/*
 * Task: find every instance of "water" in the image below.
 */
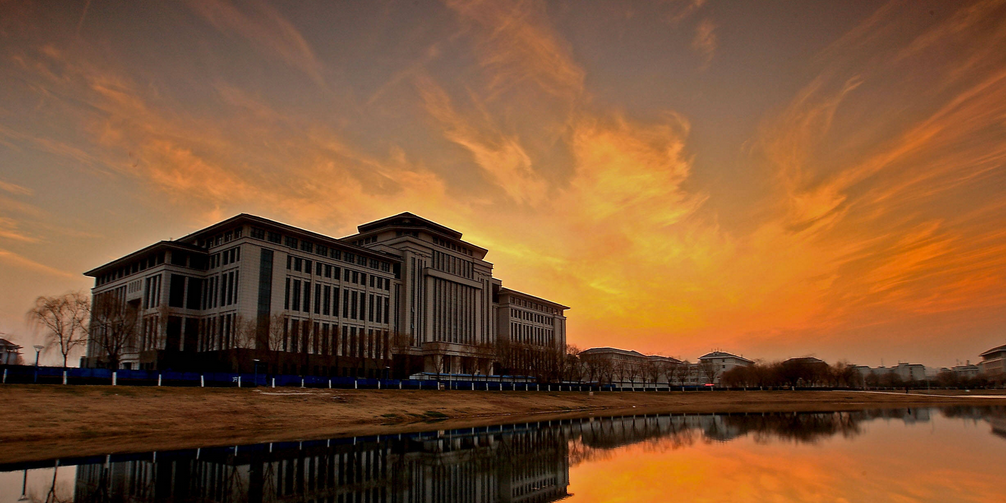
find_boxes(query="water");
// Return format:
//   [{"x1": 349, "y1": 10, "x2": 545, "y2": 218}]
[{"x1": 2, "y1": 407, "x2": 1004, "y2": 502}]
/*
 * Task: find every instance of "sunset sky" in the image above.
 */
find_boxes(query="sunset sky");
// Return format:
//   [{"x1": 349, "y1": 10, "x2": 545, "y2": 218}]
[{"x1": 1, "y1": 0, "x2": 1005, "y2": 367}]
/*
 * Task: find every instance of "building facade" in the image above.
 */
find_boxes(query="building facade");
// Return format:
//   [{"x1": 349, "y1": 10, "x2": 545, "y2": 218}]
[
  {"x1": 979, "y1": 344, "x2": 1006, "y2": 381},
  {"x1": 0, "y1": 338, "x2": 22, "y2": 365},
  {"x1": 83, "y1": 213, "x2": 567, "y2": 378},
  {"x1": 696, "y1": 351, "x2": 753, "y2": 385}
]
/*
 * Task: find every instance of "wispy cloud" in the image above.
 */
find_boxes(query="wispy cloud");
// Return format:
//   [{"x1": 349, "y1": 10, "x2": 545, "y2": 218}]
[
  {"x1": 0, "y1": 247, "x2": 74, "y2": 279},
  {"x1": 0, "y1": 179, "x2": 32, "y2": 196},
  {"x1": 692, "y1": 18, "x2": 717, "y2": 68},
  {"x1": 186, "y1": 0, "x2": 326, "y2": 86}
]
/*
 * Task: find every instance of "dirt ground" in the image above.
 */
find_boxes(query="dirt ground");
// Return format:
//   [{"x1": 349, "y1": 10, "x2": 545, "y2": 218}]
[{"x1": 2, "y1": 385, "x2": 1003, "y2": 464}]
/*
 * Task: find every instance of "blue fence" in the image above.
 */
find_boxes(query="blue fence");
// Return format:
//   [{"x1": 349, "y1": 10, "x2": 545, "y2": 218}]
[
  {"x1": 2, "y1": 365, "x2": 909, "y2": 391},
  {"x1": 0, "y1": 365, "x2": 614, "y2": 391}
]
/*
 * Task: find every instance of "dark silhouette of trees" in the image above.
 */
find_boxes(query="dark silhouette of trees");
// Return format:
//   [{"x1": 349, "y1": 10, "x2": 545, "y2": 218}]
[
  {"x1": 26, "y1": 292, "x2": 89, "y2": 378},
  {"x1": 88, "y1": 291, "x2": 139, "y2": 370}
]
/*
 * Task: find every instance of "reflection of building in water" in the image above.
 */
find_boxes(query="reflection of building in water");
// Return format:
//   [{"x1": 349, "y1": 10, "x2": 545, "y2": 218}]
[{"x1": 73, "y1": 426, "x2": 569, "y2": 503}]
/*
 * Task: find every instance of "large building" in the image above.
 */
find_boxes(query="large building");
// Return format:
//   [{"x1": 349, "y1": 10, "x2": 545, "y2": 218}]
[{"x1": 82, "y1": 213, "x2": 568, "y2": 379}]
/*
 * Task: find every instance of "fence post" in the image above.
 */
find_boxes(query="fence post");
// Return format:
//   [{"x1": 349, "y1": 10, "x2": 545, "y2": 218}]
[
  {"x1": 301, "y1": 378, "x2": 305, "y2": 388},
  {"x1": 378, "y1": 380, "x2": 381, "y2": 390},
  {"x1": 63, "y1": 370, "x2": 67, "y2": 385},
  {"x1": 200, "y1": 375, "x2": 204, "y2": 388},
  {"x1": 328, "y1": 378, "x2": 332, "y2": 389},
  {"x1": 112, "y1": 371, "x2": 117, "y2": 386},
  {"x1": 238, "y1": 376, "x2": 242, "y2": 388},
  {"x1": 271, "y1": 377, "x2": 275, "y2": 388},
  {"x1": 158, "y1": 373, "x2": 162, "y2": 387},
  {"x1": 354, "y1": 379, "x2": 358, "y2": 390},
  {"x1": 472, "y1": 382, "x2": 474, "y2": 391},
  {"x1": 399, "y1": 381, "x2": 402, "y2": 390}
]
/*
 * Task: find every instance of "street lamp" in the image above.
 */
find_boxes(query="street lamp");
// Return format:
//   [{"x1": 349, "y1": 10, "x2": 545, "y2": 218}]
[
  {"x1": 253, "y1": 359, "x2": 260, "y2": 386},
  {"x1": 32, "y1": 345, "x2": 43, "y2": 384}
]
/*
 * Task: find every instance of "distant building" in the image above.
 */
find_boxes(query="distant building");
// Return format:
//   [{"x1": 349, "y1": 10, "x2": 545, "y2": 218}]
[
  {"x1": 979, "y1": 344, "x2": 1006, "y2": 380},
  {"x1": 0, "y1": 338, "x2": 22, "y2": 365},
  {"x1": 862, "y1": 363, "x2": 929, "y2": 383},
  {"x1": 580, "y1": 348, "x2": 683, "y2": 386},
  {"x1": 696, "y1": 351, "x2": 753, "y2": 385},
  {"x1": 891, "y1": 362, "x2": 927, "y2": 382},
  {"x1": 950, "y1": 362, "x2": 980, "y2": 380}
]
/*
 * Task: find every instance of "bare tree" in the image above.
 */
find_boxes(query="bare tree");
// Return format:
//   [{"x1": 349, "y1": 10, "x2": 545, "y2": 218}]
[
  {"x1": 699, "y1": 359, "x2": 719, "y2": 385},
  {"x1": 644, "y1": 360, "x2": 662, "y2": 389},
  {"x1": 88, "y1": 292, "x2": 139, "y2": 370},
  {"x1": 27, "y1": 292, "x2": 90, "y2": 382},
  {"x1": 613, "y1": 359, "x2": 631, "y2": 390},
  {"x1": 564, "y1": 344, "x2": 583, "y2": 383}
]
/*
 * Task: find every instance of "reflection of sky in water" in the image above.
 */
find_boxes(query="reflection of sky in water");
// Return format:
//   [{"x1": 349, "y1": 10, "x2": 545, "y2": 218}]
[
  {"x1": 569, "y1": 408, "x2": 1006, "y2": 502},
  {"x1": 0, "y1": 407, "x2": 1003, "y2": 502}
]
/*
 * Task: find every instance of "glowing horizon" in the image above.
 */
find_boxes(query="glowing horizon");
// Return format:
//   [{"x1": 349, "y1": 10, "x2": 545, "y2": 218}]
[{"x1": 1, "y1": 0, "x2": 1005, "y2": 367}]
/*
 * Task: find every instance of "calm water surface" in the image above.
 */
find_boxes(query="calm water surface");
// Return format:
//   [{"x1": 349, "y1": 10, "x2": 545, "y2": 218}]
[{"x1": 2, "y1": 407, "x2": 1004, "y2": 502}]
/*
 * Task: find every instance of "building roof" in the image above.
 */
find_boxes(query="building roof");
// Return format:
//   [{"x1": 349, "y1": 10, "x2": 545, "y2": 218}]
[
  {"x1": 581, "y1": 347, "x2": 646, "y2": 358},
  {"x1": 698, "y1": 351, "x2": 753, "y2": 364},
  {"x1": 980, "y1": 344, "x2": 1006, "y2": 358},
  {"x1": 498, "y1": 287, "x2": 570, "y2": 311},
  {"x1": 86, "y1": 213, "x2": 398, "y2": 278},
  {"x1": 646, "y1": 355, "x2": 682, "y2": 364},
  {"x1": 783, "y1": 356, "x2": 828, "y2": 365},
  {"x1": 0, "y1": 338, "x2": 21, "y2": 350},
  {"x1": 83, "y1": 240, "x2": 205, "y2": 277},
  {"x1": 356, "y1": 212, "x2": 463, "y2": 239}
]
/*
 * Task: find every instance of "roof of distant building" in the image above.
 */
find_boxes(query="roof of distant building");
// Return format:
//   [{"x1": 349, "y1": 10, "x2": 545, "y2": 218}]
[
  {"x1": 581, "y1": 347, "x2": 646, "y2": 358},
  {"x1": 783, "y1": 356, "x2": 828, "y2": 365},
  {"x1": 698, "y1": 351, "x2": 753, "y2": 364},
  {"x1": 646, "y1": 355, "x2": 683, "y2": 364},
  {"x1": 980, "y1": 344, "x2": 1006, "y2": 358},
  {"x1": 0, "y1": 338, "x2": 21, "y2": 350}
]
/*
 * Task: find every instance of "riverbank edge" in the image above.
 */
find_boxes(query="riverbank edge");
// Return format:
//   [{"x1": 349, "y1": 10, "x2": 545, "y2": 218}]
[{"x1": 2, "y1": 386, "x2": 1003, "y2": 465}]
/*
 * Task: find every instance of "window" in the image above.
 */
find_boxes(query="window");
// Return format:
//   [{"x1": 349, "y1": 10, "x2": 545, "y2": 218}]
[
  {"x1": 352, "y1": 271, "x2": 358, "y2": 284},
  {"x1": 300, "y1": 241, "x2": 313, "y2": 253},
  {"x1": 294, "y1": 258, "x2": 302, "y2": 272},
  {"x1": 302, "y1": 281, "x2": 311, "y2": 312},
  {"x1": 324, "y1": 264, "x2": 332, "y2": 278},
  {"x1": 351, "y1": 291, "x2": 358, "y2": 319},
  {"x1": 314, "y1": 284, "x2": 321, "y2": 315},
  {"x1": 304, "y1": 260, "x2": 312, "y2": 273},
  {"x1": 268, "y1": 231, "x2": 281, "y2": 243},
  {"x1": 323, "y1": 286, "x2": 331, "y2": 316},
  {"x1": 292, "y1": 280, "x2": 301, "y2": 310},
  {"x1": 360, "y1": 273, "x2": 366, "y2": 285},
  {"x1": 315, "y1": 262, "x2": 322, "y2": 276},
  {"x1": 251, "y1": 228, "x2": 265, "y2": 239},
  {"x1": 331, "y1": 249, "x2": 341, "y2": 260},
  {"x1": 285, "y1": 236, "x2": 298, "y2": 248},
  {"x1": 344, "y1": 269, "x2": 350, "y2": 282},
  {"x1": 286, "y1": 256, "x2": 292, "y2": 270},
  {"x1": 284, "y1": 278, "x2": 291, "y2": 310},
  {"x1": 342, "y1": 289, "x2": 349, "y2": 318},
  {"x1": 316, "y1": 244, "x2": 328, "y2": 256}
]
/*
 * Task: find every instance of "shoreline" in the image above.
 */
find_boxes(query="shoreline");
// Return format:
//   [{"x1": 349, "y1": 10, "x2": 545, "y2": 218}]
[{"x1": 3, "y1": 385, "x2": 1004, "y2": 465}]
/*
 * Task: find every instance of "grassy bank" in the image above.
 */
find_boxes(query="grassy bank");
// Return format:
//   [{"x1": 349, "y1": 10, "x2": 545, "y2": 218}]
[{"x1": 2, "y1": 385, "x2": 1003, "y2": 464}]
